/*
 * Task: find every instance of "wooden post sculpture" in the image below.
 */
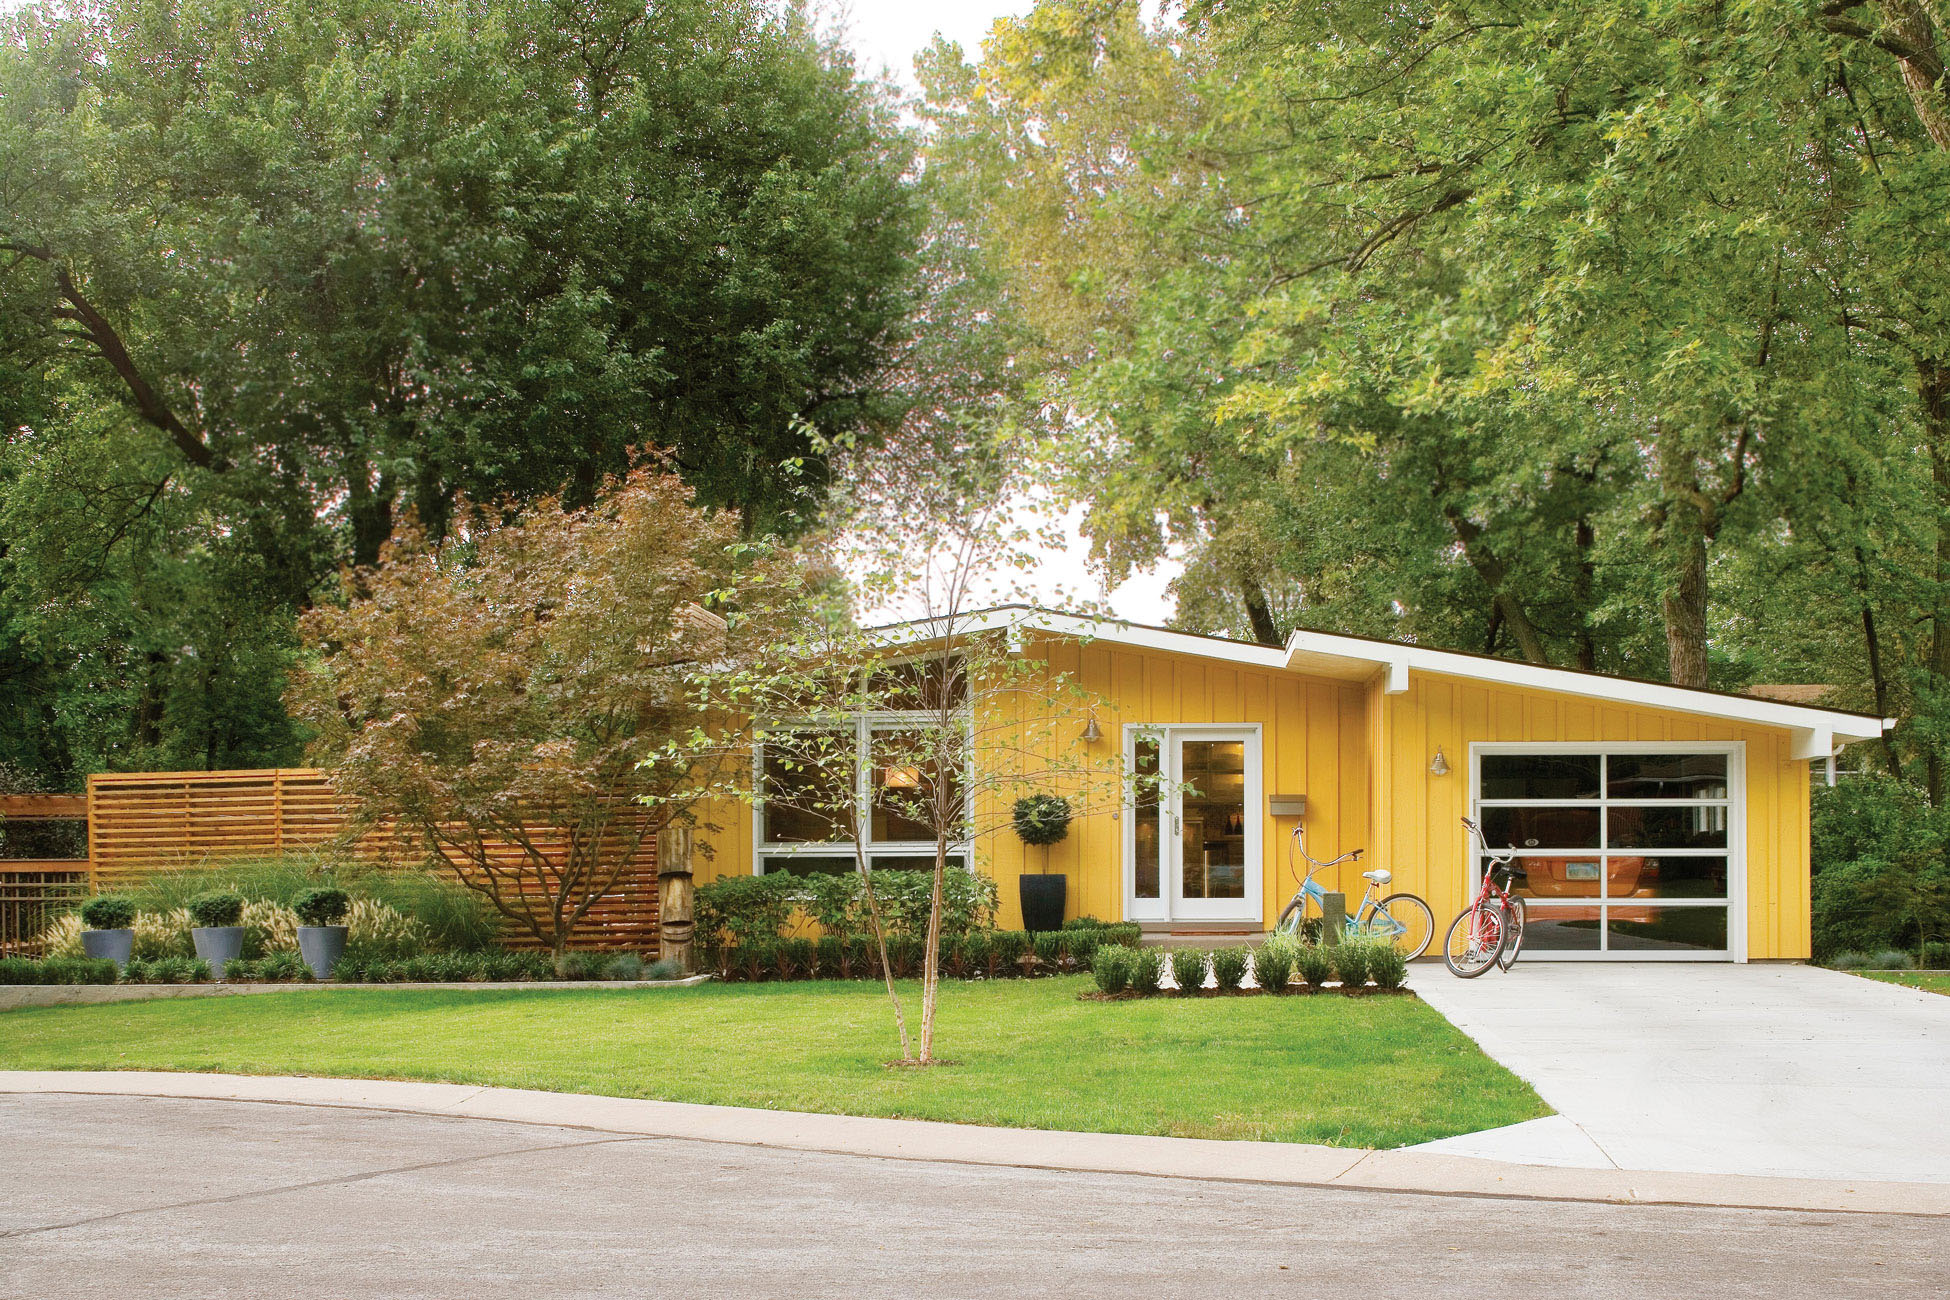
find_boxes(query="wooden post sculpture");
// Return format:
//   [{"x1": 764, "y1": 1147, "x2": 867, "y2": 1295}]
[
  {"x1": 657, "y1": 824, "x2": 696, "y2": 975},
  {"x1": 1321, "y1": 891, "x2": 1345, "y2": 945}
]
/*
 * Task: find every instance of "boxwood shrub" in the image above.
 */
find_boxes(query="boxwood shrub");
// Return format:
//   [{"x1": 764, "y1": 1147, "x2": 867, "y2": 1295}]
[
  {"x1": 0, "y1": 956, "x2": 119, "y2": 985},
  {"x1": 1169, "y1": 948, "x2": 1207, "y2": 992},
  {"x1": 1130, "y1": 946, "x2": 1163, "y2": 995},
  {"x1": 1294, "y1": 943, "x2": 1334, "y2": 988},
  {"x1": 1209, "y1": 946, "x2": 1250, "y2": 990},
  {"x1": 1369, "y1": 942, "x2": 1408, "y2": 990},
  {"x1": 79, "y1": 894, "x2": 136, "y2": 930},
  {"x1": 187, "y1": 891, "x2": 246, "y2": 928},
  {"x1": 1091, "y1": 944, "x2": 1135, "y2": 994},
  {"x1": 1331, "y1": 939, "x2": 1376, "y2": 989},
  {"x1": 1253, "y1": 939, "x2": 1296, "y2": 992}
]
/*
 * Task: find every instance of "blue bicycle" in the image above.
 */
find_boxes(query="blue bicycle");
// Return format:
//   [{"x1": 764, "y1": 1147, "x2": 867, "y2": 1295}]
[{"x1": 1273, "y1": 826, "x2": 1435, "y2": 958}]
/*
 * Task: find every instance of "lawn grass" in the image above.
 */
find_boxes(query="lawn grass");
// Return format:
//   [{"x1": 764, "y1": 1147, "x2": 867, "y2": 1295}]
[
  {"x1": 1863, "y1": 971, "x2": 1950, "y2": 997},
  {"x1": 0, "y1": 977, "x2": 1545, "y2": 1148}
]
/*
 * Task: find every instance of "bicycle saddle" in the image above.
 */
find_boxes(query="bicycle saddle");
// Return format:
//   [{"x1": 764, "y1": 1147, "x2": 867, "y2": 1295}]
[{"x1": 1362, "y1": 868, "x2": 1391, "y2": 885}]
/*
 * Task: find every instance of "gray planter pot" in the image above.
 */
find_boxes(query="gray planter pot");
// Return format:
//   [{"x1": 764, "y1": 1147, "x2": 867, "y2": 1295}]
[
  {"x1": 298, "y1": 925, "x2": 349, "y2": 980},
  {"x1": 192, "y1": 926, "x2": 245, "y2": 979},
  {"x1": 80, "y1": 928, "x2": 134, "y2": 969}
]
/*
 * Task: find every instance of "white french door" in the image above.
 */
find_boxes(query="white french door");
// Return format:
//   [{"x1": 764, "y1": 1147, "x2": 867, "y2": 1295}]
[{"x1": 1124, "y1": 726, "x2": 1264, "y2": 925}]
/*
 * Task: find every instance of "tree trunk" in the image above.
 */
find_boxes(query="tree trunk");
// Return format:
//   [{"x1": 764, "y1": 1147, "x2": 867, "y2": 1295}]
[
  {"x1": 1440, "y1": 505, "x2": 1553, "y2": 664},
  {"x1": 1239, "y1": 577, "x2": 1281, "y2": 647},
  {"x1": 1661, "y1": 525, "x2": 1711, "y2": 689},
  {"x1": 855, "y1": 856, "x2": 913, "y2": 1060},
  {"x1": 1922, "y1": 359, "x2": 1950, "y2": 802},
  {"x1": 917, "y1": 838, "x2": 946, "y2": 1064},
  {"x1": 1653, "y1": 429, "x2": 1716, "y2": 689},
  {"x1": 1573, "y1": 514, "x2": 1598, "y2": 671}
]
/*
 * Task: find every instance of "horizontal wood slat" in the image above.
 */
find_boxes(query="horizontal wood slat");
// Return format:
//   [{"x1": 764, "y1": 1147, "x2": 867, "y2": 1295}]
[
  {"x1": 86, "y1": 769, "x2": 657, "y2": 952},
  {"x1": 0, "y1": 794, "x2": 89, "y2": 820}
]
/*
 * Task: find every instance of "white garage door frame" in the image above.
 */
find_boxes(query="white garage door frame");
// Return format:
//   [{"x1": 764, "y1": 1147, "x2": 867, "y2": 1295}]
[{"x1": 1467, "y1": 741, "x2": 1746, "y2": 963}]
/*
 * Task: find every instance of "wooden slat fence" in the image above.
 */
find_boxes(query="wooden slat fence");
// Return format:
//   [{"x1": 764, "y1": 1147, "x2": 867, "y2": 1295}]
[
  {"x1": 0, "y1": 864, "x2": 90, "y2": 956},
  {"x1": 85, "y1": 769, "x2": 658, "y2": 951}
]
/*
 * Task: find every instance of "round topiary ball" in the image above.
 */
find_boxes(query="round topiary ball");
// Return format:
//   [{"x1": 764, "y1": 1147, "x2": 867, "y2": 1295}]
[
  {"x1": 79, "y1": 894, "x2": 137, "y2": 931},
  {"x1": 1012, "y1": 794, "x2": 1073, "y2": 847}
]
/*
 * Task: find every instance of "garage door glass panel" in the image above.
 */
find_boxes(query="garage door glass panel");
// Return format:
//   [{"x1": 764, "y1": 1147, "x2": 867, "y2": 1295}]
[
  {"x1": 1606, "y1": 906, "x2": 1728, "y2": 953},
  {"x1": 1480, "y1": 754, "x2": 1601, "y2": 800},
  {"x1": 1520, "y1": 905, "x2": 1604, "y2": 951},
  {"x1": 1617, "y1": 854, "x2": 1728, "y2": 901},
  {"x1": 1513, "y1": 857, "x2": 1605, "y2": 900},
  {"x1": 1482, "y1": 806, "x2": 1600, "y2": 850},
  {"x1": 1606, "y1": 805, "x2": 1728, "y2": 850},
  {"x1": 1606, "y1": 753, "x2": 1728, "y2": 800}
]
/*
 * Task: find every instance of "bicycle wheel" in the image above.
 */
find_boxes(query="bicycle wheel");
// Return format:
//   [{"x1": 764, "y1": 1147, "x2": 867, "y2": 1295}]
[
  {"x1": 1495, "y1": 896, "x2": 1526, "y2": 971},
  {"x1": 1275, "y1": 896, "x2": 1307, "y2": 937},
  {"x1": 1364, "y1": 893, "x2": 1434, "y2": 960},
  {"x1": 1442, "y1": 904, "x2": 1505, "y2": 978}
]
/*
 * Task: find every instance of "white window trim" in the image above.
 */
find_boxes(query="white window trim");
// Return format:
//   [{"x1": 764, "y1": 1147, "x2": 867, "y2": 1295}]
[
  {"x1": 753, "y1": 700, "x2": 975, "y2": 876},
  {"x1": 1468, "y1": 741, "x2": 1747, "y2": 963}
]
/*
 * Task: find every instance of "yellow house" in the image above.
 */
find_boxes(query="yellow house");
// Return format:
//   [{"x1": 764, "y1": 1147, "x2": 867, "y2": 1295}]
[{"x1": 695, "y1": 607, "x2": 1888, "y2": 963}]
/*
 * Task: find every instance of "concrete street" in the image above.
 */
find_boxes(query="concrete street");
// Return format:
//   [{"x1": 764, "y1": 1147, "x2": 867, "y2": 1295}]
[
  {"x1": 1409, "y1": 964, "x2": 1950, "y2": 1182},
  {"x1": 1, "y1": 1092, "x2": 1942, "y2": 1299}
]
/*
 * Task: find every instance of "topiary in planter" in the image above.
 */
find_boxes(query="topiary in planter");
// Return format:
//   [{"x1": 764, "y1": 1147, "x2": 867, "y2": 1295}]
[
  {"x1": 1012, "y1": 794, "x2": 1073, "y2": 846},
  {"x1": 294, "y1": 887, "x2": 351, "y2": 927},
  {"x1": 80, "y1": 894, "x2": 136, "y2": 931},
  {"x1": 188, "y1": 891, "x2": 246, "y2": 928}
]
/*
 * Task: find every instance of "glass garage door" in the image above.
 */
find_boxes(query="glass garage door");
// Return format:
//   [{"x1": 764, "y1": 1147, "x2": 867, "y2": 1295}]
[{"x1": 1473, "y1": 747, "x2": 1738, "y2": 960}]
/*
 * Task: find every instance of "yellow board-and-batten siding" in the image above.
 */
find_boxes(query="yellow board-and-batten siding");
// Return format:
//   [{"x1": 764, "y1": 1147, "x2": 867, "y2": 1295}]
[{"x1": 694, "y1": 627, "x2": 1828, "y2": 960}]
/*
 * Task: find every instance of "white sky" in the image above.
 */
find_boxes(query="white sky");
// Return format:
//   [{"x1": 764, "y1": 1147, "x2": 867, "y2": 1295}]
[{"x1": 827, "y1": 0, "x2": 1184, "y2": 624}]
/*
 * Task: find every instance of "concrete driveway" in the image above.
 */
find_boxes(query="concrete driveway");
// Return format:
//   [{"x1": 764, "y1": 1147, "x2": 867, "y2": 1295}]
[
  {"x1": 4, "y1": 1092, "x2": 1945, "y2": 1299},
  {"x1": 1409, "y1": 964, "x2": 1950, "y2": 1183}
]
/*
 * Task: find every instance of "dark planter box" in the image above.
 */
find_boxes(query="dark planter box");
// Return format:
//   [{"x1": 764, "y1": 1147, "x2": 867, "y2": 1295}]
[
  {"x1": 81, "y1": 928, "x2": 134, "y2": 970},
  {"x1": 298, "y1": 925, "x2": 349, "y2": 980},
  {"x1": 192, "y1": 926, "x2": 245, "y2": 978},
  {"x1": 1018, "y1": 874, "x2": 1066, "y2": 933}
]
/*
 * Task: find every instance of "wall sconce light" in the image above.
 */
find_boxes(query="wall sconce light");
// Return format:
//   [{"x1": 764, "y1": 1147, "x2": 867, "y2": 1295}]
[
  {"x1": 1080, "y1": 712, "x2": 1102, "y2": 744},
  {"x1": 1429, "y1": 747, "x2": 1450, "y2": 776}
]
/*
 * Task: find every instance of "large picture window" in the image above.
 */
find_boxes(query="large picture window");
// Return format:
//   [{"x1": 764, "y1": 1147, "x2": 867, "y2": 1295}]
[
  {"x1": 755, "y1": 674, "x2": 971, "y2": 877},
  {"x1": 1473, "y1": 746, "x2": 1738, "y2": 959}
]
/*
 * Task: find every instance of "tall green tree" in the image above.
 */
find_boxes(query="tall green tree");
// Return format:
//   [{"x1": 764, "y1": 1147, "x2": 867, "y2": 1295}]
[{"x1": 0, "y1": 0, "x2": 922, "y2": 783}]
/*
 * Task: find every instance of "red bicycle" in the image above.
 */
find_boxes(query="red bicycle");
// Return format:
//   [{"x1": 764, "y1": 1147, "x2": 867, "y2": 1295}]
[{"x1": 1442, "y1": 817, "x2": 1526, "y2": 977}]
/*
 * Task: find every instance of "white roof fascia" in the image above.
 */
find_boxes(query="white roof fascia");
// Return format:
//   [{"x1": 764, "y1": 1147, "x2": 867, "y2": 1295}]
[
  {"x1": 1282, "y1": 628, "x2": 1889, "y2": 743},
  {"x1": 865, "y1": 606, "x2": 1889, "y2": 743},
  {"x1": 874, "y1": 607, "x2": 1291, "y2": 671}
]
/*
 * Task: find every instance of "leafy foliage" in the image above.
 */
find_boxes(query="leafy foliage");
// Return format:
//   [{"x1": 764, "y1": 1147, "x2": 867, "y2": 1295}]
[
  {"x1": 0, "y1": 0, "x2": 920, "y2": 785},
  {"x1": 78, "y1": 895, "x2": 134, "y2": 930},
  {"x1": 187, "y1": 892, "x2": 244, "y2": 929},
  {"x1": 1011, "y1": 794, "x2": 1073, "y2": 847}
]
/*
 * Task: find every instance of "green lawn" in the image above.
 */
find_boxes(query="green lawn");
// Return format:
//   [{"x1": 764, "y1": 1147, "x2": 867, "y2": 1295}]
[
  {"x1": 1864, "y1": 971, "x2": 1950, "y2": 997},
  {"x1": 0, "y1": 977, "x2": 1544, "y2": 1148}
]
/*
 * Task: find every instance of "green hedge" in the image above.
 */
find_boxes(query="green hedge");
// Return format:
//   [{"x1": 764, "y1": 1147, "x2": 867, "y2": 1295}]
[
  {"x1": 697, "y1": 868, "x2": 1000, "y2": 955},
  {"x1": 0, "y1": 956, "x2": 119, "y2": 985}
]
